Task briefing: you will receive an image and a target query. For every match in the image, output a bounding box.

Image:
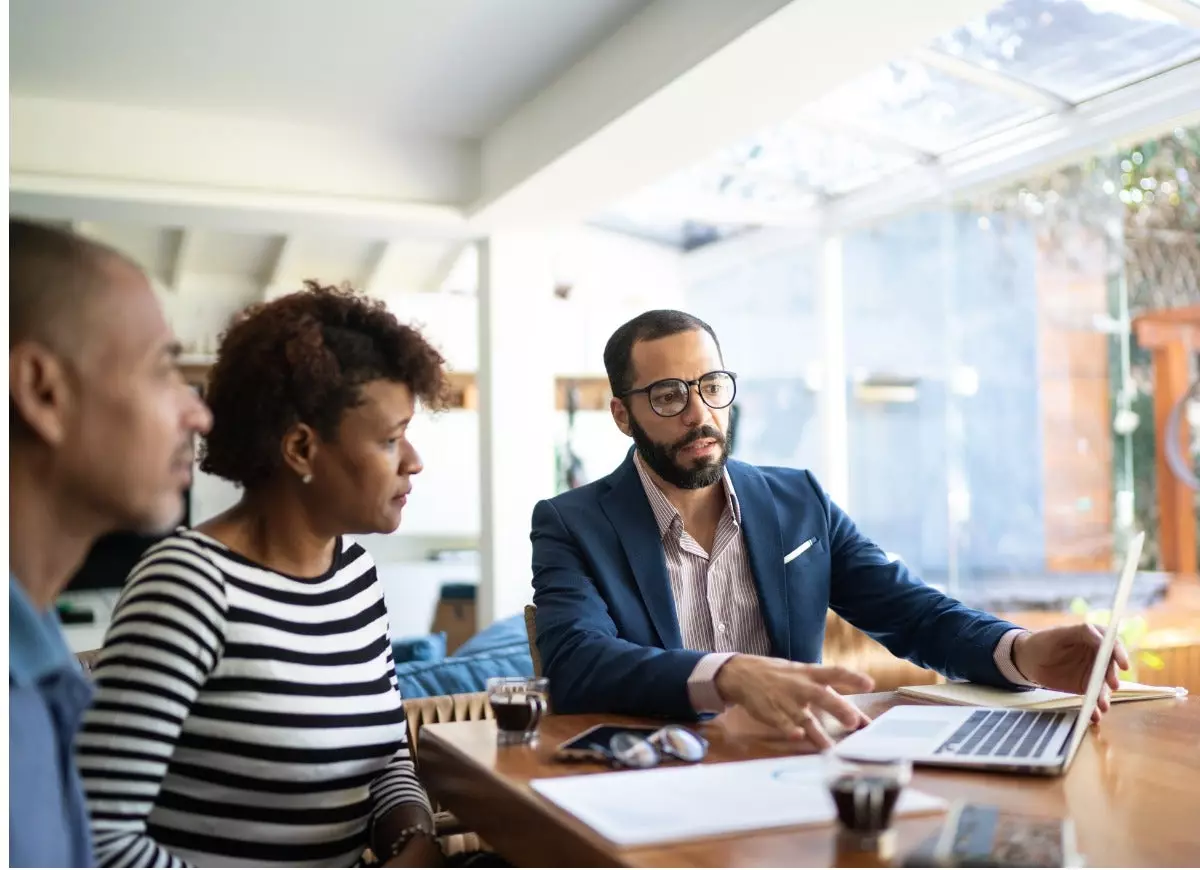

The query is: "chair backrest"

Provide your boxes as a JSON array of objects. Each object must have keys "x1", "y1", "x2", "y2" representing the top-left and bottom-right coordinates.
[
  {"x1": 523, "y1": 604, "x2": 542, "y2": 677},
  {"x1": 403, "y1": 691, "x2": 494, "y2": 765}
]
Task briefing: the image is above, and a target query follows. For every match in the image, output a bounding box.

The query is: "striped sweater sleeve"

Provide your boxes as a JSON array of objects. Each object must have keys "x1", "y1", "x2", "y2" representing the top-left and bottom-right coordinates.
[
  {"x1": 77, "y1": 539, "x2": 228, "y2": 868},
  {"x1": 369, "y1": 628, "x2": 433, "y2": 832}
]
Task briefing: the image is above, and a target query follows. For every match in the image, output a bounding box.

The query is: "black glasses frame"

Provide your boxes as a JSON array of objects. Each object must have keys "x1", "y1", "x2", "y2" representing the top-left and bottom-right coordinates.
[{"x1": 619, "y1": 370, "x2": 738, "y2": 418}]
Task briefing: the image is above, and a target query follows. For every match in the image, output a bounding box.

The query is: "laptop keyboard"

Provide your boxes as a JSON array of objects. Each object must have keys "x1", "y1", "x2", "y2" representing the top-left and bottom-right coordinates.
[{"x1": 934, "y1": 710, "x2": 1065, "y2": 759}]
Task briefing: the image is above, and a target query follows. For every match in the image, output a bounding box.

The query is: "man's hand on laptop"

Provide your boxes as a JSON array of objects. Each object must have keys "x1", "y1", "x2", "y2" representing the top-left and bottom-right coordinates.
[
  {"x1": 714, "y1": 655, "x2": 874, "y2": 746},
  {"x1": 1012, "y1": 624, "x2": 1132, "y2": 723}
]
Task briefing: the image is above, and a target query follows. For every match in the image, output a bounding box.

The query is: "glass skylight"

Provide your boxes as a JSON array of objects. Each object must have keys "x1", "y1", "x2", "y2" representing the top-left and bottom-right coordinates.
[
  {"x1": 596, "y1": 0, "x2": 1200, "y2": 250},
  {"x1": 935, "y1": 0, "x2": 1200, "y2": 103}
]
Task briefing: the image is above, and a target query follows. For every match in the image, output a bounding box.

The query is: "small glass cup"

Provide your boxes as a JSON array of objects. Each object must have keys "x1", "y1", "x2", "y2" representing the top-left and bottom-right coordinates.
[
  {"x1": 824, "y1": 753, "x2": 912, "y2": 857},
  {"x1": 487, "y1": 676, "x2": 549, "y2": 746}
]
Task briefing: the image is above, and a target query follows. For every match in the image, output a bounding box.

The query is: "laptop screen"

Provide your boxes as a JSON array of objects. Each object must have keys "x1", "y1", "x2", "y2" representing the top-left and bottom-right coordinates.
[{"x1": 1060, "y1": 531, "x2": 1145, "y2": 765}]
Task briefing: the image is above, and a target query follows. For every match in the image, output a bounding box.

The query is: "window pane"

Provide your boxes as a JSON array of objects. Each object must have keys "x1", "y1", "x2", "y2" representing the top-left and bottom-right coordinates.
[
  {"x1": 936, "y1": 0, "x2": 1200, "y2": 103},
  {"x1": 810, "y1": 59, "x2": 1043, "y2": 154},
  {"x1": 606, "y1": 122, "x2": 916, "y2": 229}
]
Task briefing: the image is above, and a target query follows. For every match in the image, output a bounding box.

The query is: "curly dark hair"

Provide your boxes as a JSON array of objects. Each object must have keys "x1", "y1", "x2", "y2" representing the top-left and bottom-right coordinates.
[{"x1": 200, "y1": 281, "x2": 449, "y2": 488}]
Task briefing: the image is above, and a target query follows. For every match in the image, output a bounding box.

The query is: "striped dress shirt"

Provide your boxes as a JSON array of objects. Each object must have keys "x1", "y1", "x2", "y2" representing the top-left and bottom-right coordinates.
[{"x1": 632, "y1": 454, "x2": 1033, "y2": 714}]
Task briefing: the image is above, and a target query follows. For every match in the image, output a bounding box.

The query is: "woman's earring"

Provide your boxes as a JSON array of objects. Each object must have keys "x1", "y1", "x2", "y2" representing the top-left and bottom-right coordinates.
[{"x1": 301, "y1": 473, "x2": 313, "y2": 484}]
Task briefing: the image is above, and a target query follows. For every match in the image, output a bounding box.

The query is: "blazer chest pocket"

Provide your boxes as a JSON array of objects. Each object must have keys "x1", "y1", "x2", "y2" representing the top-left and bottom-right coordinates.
[{"x1": 783, "y1": 535, "x2": 827, "y2": 567}]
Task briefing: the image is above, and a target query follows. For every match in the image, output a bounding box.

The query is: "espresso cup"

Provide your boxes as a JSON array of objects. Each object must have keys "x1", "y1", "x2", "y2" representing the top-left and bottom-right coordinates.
[
  {"x1": 487, "y1": 676, "x2": 549, "y2": 745},
  {"x1": 824, "y1": 753, "x2": 912, "y2": 856}
]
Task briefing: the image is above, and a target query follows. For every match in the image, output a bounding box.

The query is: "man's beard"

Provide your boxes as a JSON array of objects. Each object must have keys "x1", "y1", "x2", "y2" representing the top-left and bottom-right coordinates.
[{"x1": 629, "y1": 416, "x2": 729, "y2": 490}]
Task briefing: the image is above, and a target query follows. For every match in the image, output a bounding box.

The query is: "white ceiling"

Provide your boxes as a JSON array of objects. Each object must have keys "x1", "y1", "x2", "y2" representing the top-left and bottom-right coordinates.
[{"x1": 9, "y1": 0, "x2": 651, "y2": 139}]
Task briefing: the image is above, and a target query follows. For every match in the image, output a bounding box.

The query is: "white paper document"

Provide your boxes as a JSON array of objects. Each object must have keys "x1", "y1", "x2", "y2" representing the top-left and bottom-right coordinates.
[{"x1": 530, "y1": 755, "x2": 945, "y2": 847}]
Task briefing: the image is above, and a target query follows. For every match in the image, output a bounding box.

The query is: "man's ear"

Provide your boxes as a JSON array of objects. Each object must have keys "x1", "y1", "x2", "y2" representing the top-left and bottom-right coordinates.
[
  {"x1": 281, "y1": 423, "x2": 320, "y2": 481},
  {"x1": 10, "y1": 343, "x2": 74, "y2": 446},
  {"x1": 610, "y1": 396, "x2": 633, "y2": 438}
]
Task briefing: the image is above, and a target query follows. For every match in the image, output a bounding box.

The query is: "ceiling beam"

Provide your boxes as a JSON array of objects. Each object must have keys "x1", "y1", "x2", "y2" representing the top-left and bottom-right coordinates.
[
  {"x1": 1139, "y1": 0, "x2": 1200, "y2": 29},
  {"x1": 422, "y1": 242, "x2": 469, "y2": 293},
  {"x1": 166, "y1": 228, "x2": 193, "y2": 291},
  {"x1": 260, "y1": 234, "x2": 297, "y2": 298},
  {"x1": 470, "y1": 0, "x2": 999, "y2": 229},
  {"x1": 364, "y1": 240, "x2": 404, "y2": 295},
  {"x1": 911, "y1": 47, "x2": 1073, "y2": 113},
  {"x1": 10, "y1": 171, "x2": 475, "y2": 241},
  {"x1": 608, "y1": 190, "x2": 825, "y2": 229}
]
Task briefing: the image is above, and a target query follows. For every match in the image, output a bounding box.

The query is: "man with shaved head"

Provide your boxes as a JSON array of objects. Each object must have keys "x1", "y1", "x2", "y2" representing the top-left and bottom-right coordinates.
[{"x1": 9, "y1": 219, "x2": 212, "y2": 867}]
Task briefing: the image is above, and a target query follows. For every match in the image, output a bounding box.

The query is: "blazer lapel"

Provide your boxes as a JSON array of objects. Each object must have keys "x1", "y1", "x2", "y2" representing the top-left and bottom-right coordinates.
[
  {"x1": 727, "y1": 461, "x2": 791, "y2": 658},
  {"x1": 599, "y1": 454, "x2": 684, "y2": 650}
]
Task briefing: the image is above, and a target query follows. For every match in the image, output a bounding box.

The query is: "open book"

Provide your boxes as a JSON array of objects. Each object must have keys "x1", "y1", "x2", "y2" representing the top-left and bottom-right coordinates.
[{"x1": 897, "y1": 680, "x2": 1185, "y2": 711}]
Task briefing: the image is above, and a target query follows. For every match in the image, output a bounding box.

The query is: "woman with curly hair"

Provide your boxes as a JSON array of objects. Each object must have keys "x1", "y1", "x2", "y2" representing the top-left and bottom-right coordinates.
[{"x1": 77, "y1": 283, "x2": 451, "y2": 868}]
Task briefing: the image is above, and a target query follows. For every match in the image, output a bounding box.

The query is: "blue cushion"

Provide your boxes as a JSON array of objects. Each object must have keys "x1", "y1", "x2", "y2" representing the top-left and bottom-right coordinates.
[
  {"x1": 395, "y1": 646, "x2": 533, "y2": 699},
  {"x1": 451, "y1": 614, "x2": 528, "y2": 657},
  {"x1": 391, "y1": 632, "x2": 447, "y2": 664},
  {"x1": 393, "y1": 614, "x2": 535, "y2": 699}
]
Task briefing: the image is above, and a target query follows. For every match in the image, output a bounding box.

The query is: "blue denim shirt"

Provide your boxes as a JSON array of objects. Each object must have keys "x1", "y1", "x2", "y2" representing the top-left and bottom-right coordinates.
[{"x1": 9, "y1": 575, "x2": 95, "y2": 868}]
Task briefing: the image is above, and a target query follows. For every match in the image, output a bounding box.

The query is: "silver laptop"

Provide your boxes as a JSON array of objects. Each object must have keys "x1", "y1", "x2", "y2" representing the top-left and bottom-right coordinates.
[{"x1": 834, "y1": 531, "x2": 1145, "y2": 776}]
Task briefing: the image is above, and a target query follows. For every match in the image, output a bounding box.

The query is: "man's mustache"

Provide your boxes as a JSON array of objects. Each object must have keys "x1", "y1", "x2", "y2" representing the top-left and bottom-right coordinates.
[{"x1": 672, "y1": 426, "x2": 724, "y2": 453}]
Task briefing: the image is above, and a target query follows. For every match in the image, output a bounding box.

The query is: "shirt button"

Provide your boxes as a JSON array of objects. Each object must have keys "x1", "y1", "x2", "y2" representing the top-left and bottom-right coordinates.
[{"x1": 718, "y1": 623, "x2": 727, "y2": 634}]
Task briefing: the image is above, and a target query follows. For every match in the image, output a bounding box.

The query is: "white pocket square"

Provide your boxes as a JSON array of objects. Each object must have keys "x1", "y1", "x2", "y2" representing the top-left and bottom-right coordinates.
[{"x1": 784, "y1": 537, "x2": 817, "y2": 564}]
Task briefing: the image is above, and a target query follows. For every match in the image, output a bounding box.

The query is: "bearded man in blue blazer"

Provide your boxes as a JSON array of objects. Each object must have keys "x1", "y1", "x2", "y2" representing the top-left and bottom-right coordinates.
[{"x1": 529, "y1": 310, "x2": 1129, "y2": 744}]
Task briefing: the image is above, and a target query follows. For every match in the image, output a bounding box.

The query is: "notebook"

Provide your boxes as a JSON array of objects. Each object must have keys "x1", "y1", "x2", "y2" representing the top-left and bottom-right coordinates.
[{"x1": 897, "y1": 680, "x2": 1185, "y2": 711}]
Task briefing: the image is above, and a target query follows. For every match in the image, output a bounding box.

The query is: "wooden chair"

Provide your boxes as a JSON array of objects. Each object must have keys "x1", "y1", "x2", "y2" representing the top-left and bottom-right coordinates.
[
  {"x1": 401, "y1": 692, "x2": 494, "y2": 857},
  {"x1": 522, "y1": 605, "x2": 542, "y2": 677},
  {"x1": 821, "y1": 609, "x2": 943, "y2": 691}
]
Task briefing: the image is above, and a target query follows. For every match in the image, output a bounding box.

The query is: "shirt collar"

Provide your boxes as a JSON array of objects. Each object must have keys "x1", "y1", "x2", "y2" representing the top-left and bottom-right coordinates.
[
  {"x1": 9, "y1": 574, "x2": 76, "y2": 687},
  {"x1": 632, "y1": 451, "x2": 742, "y2": 541}
]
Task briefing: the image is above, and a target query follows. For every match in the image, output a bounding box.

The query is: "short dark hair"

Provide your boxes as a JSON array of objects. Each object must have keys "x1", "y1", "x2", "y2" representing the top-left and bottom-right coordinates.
[
  {"x1": 602, "y1": 309, "x2": 722, "y2": 396},
  {"x1": 9, "y1": 218, "x2": 133, "y2": 347},
  {"x1": 200, "y1": 281, "x2": 450, "y2": 488}
]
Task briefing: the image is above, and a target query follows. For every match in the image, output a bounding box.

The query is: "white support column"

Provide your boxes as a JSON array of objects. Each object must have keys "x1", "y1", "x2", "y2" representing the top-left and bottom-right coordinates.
[
  {"x1": 476, "y1": 234, "x2": 558, "y2": 631},
  {"x1": 817, "y1": 234, "x2": 850, "y2": 508}
]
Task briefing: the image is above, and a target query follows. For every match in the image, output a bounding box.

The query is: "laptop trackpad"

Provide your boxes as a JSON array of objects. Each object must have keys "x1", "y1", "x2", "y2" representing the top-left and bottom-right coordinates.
[{"x1": 837, "y1": 708, "x2": 961, "y2": 758}]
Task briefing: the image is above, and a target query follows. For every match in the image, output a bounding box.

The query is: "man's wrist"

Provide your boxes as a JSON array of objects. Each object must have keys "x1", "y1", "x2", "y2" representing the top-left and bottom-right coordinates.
[
  {"x1": 690, "y1": 652, "x2": 739, "y2": 712},
  {"x1": 996, "y1": 628, "x2": 1038, "y2": 687},
  {"x1": 713, "y1": 653, "x2": 747, "y2": 704}
]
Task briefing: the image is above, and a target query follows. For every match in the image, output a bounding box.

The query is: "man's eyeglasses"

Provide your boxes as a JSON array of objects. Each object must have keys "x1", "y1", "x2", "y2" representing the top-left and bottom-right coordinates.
[
  {"x1": 592, "y1": 726, "x2": 709, "y2": 769},
  {"x1": 620, "y1": 370, "x2": 737, "y2": 418}
]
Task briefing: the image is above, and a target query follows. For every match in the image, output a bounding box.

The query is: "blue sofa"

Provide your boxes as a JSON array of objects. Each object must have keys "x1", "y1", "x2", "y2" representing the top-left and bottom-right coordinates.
[{"x1": 392, "y1": 613, "x2": 534, "y2": 699}]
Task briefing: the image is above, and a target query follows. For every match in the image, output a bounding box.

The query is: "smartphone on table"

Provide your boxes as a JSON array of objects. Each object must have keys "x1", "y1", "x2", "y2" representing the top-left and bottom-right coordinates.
[{"x1": 554, "y1": 724, "x2": 662, "y2": 762}]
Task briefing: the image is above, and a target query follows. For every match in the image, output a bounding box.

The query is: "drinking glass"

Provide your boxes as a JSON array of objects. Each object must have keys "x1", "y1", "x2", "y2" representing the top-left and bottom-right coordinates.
[{"x1": 486, "y1": 676, "x2": 549, "y2": 745}]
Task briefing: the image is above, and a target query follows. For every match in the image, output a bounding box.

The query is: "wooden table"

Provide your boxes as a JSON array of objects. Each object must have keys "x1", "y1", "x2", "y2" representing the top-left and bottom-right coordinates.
[{"x1": 419, "y1": 692, "x2": 1200, "y2": 867}]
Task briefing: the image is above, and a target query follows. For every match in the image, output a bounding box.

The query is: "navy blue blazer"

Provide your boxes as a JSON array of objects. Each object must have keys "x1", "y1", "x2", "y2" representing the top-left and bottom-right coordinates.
[{"x1": 530, "y1": 452, "x2": 1023, "y2": 719}]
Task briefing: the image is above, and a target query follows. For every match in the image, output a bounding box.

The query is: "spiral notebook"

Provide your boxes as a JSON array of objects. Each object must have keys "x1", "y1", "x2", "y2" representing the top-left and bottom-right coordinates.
[{"x1": 897, "y1": 680, "x2": 1184, "y2": 711}]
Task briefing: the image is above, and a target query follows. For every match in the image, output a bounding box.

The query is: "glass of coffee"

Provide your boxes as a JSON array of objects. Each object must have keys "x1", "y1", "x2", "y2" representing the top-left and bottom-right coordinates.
[
  {"x1": 824, "y1": 753, "x2": 912, "y2": 856},
  {"x1": 487, "y1": 676, "x2": 549, "y2": 745}
]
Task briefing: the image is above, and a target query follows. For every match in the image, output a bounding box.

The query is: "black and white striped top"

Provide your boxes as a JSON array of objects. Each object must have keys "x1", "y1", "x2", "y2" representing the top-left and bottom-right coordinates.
[{"x1": 77, "y1": 530, "x2": 430, "y2": 868}]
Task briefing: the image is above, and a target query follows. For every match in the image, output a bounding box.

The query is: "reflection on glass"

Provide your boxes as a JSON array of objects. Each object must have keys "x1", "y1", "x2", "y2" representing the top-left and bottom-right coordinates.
[
  {"x1": 935, "y1": 0, "x2": 1200, "y2": 103},
  {"x1": 602, "y1": 121, "x2": 916, "y2": 235},
  {"x1": 810, "y1": 59, "x2": 1042, "y2": 153}
]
